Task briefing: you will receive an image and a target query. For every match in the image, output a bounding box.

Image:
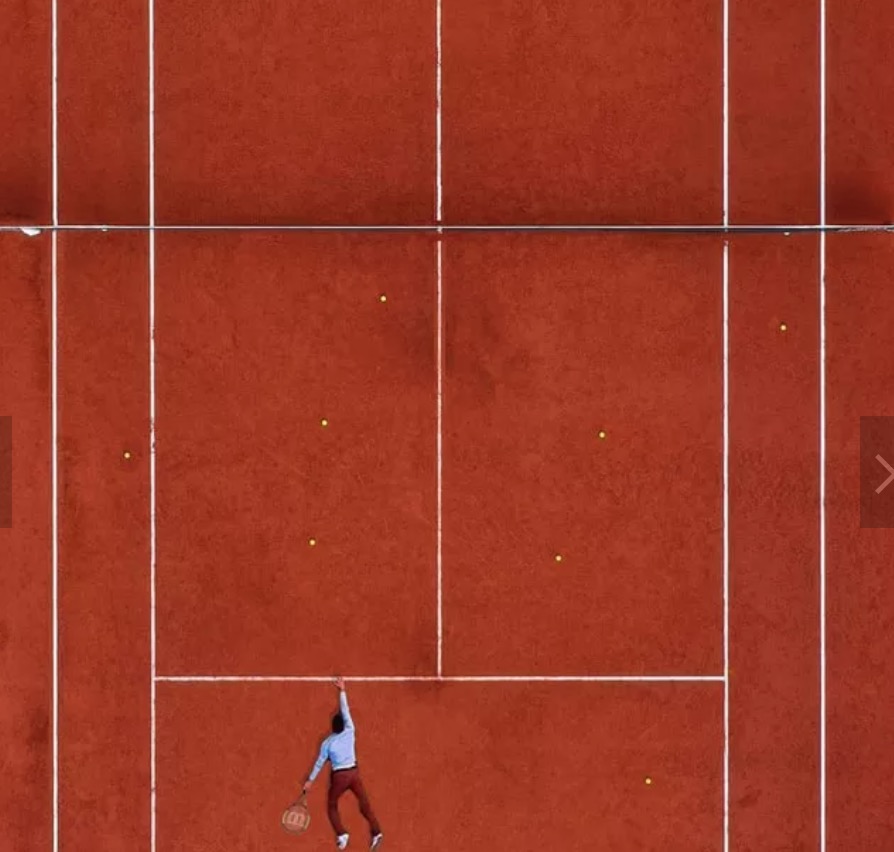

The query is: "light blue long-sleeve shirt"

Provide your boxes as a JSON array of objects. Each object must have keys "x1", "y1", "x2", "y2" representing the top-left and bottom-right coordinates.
[{"x1": 308, "y1": 691, "x2": 356, "y2": 782}]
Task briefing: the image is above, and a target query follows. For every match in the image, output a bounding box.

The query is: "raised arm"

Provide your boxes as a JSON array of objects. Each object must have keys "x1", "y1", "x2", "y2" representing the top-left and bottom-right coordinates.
[{"x1": 339, "y1": 688, "x2": 354, "y2": 730}]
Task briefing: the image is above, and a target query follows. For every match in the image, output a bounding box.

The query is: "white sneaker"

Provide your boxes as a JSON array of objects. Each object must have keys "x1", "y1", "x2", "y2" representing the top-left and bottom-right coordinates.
[
  {"x1": 370, "y1": 834, "x2": 384, "y2": 850},
  {"x1": 336, "y1": 834, "x2": 350, "y2": 850}
]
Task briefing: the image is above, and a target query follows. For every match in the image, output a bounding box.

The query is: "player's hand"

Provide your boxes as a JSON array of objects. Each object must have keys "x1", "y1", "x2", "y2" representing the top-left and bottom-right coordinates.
[{"x1": 334, "y1": 676, "x2": 345, "y2": 691}]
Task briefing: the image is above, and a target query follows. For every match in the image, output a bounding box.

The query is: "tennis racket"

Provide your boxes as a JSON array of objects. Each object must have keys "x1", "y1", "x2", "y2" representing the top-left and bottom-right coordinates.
[{"x1": 281, "y1": 794, "x2": 311, "y2": 835}]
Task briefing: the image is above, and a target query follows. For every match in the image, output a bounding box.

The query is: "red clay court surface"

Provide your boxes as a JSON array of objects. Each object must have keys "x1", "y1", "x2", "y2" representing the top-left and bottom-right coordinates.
[{"x1": 2, "y1": 1, "x2": 894, "y2": 850}]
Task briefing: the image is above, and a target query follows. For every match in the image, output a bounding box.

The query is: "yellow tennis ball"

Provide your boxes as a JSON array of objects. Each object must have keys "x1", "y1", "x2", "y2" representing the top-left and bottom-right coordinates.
[
  {"x1": 598, "y1": 430, "x2": 607, "y2": 440},
  {"x1": 554, "y1": 554, "x2": 563, "y2": 563},
  {"x1": 320, "y1": 419, "x2": 328, "y2": 427},
  {"x1": 379, "y1": 294, "x2": 387, "y2": 303},
  {"x1": 308, "y1": 538, "x2": 317, "y2": 547},
  {"x1": 779, "y1": 322, "x2": 787, "y2": 332},
  {"x1": 645, "y1": 777, "x2": 652, "y2": 785},
  {"x1": 123, "y1": 451, "x2": 132, "y2": 460}
]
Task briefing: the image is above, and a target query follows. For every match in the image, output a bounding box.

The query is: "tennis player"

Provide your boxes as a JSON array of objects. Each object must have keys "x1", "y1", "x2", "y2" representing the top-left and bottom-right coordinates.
[{"x1": 303, "y1": 677, "x2": 384, "y2": 850}]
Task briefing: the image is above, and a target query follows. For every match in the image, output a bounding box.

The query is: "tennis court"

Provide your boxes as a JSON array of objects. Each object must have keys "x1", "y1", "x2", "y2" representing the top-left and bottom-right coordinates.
[{"x1": 2, "y1": 0, "x2": 894, "y2": 849}]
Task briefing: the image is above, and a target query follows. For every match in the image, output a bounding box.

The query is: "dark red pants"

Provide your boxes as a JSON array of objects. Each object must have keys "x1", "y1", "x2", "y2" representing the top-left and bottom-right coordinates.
[{"x1": 328, "y1": 767, "x2": 381, "y2": 837}]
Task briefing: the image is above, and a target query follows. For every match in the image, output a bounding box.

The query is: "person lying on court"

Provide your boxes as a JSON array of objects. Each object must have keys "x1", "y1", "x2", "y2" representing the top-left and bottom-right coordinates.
[{"x1": 303, "y1": 676, "x2": 384, "y2": 850}]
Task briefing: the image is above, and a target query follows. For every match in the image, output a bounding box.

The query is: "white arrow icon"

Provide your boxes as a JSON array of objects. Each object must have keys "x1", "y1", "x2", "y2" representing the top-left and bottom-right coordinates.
[{"x1": 875, "y1": 455, "x2": 894, "y2": 494}]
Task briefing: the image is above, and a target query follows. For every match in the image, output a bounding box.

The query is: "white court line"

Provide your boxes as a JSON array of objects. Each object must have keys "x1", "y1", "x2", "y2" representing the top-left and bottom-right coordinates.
[
  {"x1": 818, "y1": 230, "x2": 827, "y2": 852},
  {"x1": 51, "y1": 233, "x2": 59, "y2": 852},
  {"x1": 721, "y1": 0, "x2": 731, "y2": 846},
  {"x1": 156, "y1": 674, "x2": 725, "y2": 684},
  {"x1": 819, "y1": 0, "x2": 827, "y2": 847},
  {"x1": 436, "y1": 241, "x2": 444, "y2": 677},
  {"x1": 722, "y1": 243, "x2": 730, "y2": 852},
  {"x1": 819, "y1": 0, "x2": 827, "y2": 228},
  {"x1": 818, "y1": 261, "x2": 828, "y2": 849},
  {"x1": 50, "y1": 0, "x2": 59, "y2": 843},
  {"x1": 722, "y1": 0, "x2": 730, "y2": 226},
  {"x1": 435, "y1": 0, "x2": 444, "y2": 678},
  {"x1": 6, "y1": 224, "x2": 894, "y2": 233},
  {"x1": 435, "y1": 0, "x2": 443, "y2": 223},
  {"x1": 148, "y1": 243, "x2": 157, "y2": 844},
  {"x1": 51, "y1": 4, "x2": 58, "y2": 222},
  {"x1": 148, "y1": 0, "x2": 157, "y2": 847}
]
